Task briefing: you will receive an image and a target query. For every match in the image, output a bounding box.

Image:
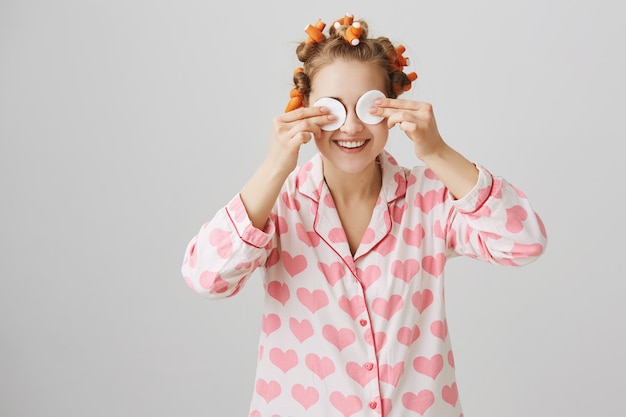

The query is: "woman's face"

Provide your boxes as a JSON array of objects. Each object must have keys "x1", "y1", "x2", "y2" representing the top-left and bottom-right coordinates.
[{"x1": 308, "y1": 60, "x2": 389, "y2": 176}]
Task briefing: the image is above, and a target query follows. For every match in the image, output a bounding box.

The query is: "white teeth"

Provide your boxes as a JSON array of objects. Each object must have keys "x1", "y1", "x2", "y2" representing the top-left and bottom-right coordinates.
[{"x1": 337, "y1": 140, "x2": 366, "y2": 148}]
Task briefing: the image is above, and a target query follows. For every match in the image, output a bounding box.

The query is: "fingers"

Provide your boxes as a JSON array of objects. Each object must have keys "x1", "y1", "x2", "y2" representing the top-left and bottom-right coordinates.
[
  {"x1": 365, "y1": 98, "x2": 434, "y2": 129},
  {"x1": 370, "y1": 97, "x2": 430, "y2": 115},
  {"x1": 279, "y1": 105, "x2": 332, "y2": 124},
  {"x1": 274, "y1": 106, "x2": 335, "y2": 143},
  {"x1": 300, "y1": 131, "x2": 314, "y2": 144}
]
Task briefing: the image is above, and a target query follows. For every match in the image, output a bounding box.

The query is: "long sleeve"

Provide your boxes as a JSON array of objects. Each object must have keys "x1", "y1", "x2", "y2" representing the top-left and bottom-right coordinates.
[
  {"x1": 181, "y1": 194, "x2": 276, "y2": 299},
  {"x1": 444, "y1": 165, "x2": 548, "y2": 266}
]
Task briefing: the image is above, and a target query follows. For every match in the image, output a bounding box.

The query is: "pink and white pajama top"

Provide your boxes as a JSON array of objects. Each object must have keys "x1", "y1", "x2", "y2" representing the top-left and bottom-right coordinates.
[{"x1": 181, "y1": 150, "x2": 547, "y2": 417}]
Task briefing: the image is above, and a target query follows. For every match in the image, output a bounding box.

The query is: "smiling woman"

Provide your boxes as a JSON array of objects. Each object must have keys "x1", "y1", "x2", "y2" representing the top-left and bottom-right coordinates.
[
  {"x1": 2, "y1": 1, "x2": 624, "y2": 417},
  {"x1": 180, "y1": 12, "x2": 547, "y2": 417}
]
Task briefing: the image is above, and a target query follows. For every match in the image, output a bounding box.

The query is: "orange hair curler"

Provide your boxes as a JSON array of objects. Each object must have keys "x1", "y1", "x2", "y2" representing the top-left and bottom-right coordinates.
[
  {"x1": 332, "y1": 12, "x2": 354, "y2": 29},
  {"x1": 285, "y1": 88, "x2": 303, "y2": 112},
  {"x1": 390, "y1": 45, "x2": 410, "y2": 71},
  {"x1": 344, "y1": 22, "x2": 362, "y2": 46},
  {"x1": 285, "y1": 68, "x2": 305, "y2": 112},
  {"x1": 304, "y1": 19, "x2": 326, "y2": 44},
  {"x1": 404, "y1": 72, "x2": 419, "y2": 91}
]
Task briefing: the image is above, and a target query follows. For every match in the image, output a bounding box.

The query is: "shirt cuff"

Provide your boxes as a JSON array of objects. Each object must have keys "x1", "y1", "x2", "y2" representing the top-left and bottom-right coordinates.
[
  {"x1": 225, "y1": 194, "x2": 275, "y2": 248},
  {"x1": 452, "y1": 164, "x2": 493, "y2": 214}
]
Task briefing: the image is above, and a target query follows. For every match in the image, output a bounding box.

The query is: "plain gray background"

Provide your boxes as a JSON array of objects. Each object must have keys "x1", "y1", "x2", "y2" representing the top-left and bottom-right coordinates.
[{"x1": 1, "y1": 0, "x2": 624, "y2": 416}]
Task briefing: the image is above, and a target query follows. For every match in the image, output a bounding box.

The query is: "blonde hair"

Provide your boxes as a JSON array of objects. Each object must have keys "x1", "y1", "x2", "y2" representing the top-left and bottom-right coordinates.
[{"x1": 292, "y1": 18, "x2": 415, "y2": 107}]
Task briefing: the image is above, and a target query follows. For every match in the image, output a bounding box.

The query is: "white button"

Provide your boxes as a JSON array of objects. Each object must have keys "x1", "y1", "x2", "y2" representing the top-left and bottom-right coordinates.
[
  {"x1": 356, "y1": 89, "x2": 385, "y2": 125},
  {"x1": 313, "y1": 97, "x2": 346, "y2": 131}
]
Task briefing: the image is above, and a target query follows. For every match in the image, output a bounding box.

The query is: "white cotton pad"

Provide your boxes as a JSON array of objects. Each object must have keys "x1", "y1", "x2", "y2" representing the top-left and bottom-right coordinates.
[
  {"x1": 356, "y1": 89, "x2": 386, "y2": 125},
  {"x1": 313, "y1": 97, "x2": 346, "y2": 131}
]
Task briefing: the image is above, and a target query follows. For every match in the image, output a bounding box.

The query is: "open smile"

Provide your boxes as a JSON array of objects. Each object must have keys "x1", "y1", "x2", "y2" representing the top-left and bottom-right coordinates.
[{"x1": 335, "y1": 139, "x2": 369, "y2": 150}]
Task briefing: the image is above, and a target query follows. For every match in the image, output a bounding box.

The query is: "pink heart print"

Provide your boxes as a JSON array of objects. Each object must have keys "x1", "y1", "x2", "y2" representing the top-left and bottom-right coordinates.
[
  {"x1": 322, "y1": 325, "x2": 356, "y2": 351},
  {"x1": 411, "y1": 289, "x2": 434, "y2": 313},
  {"x1": 377, "y1": 397, "x2": 393, "y2": 416},
  {"x1": 442, "y1": 382, "x2": 459, "y2": 406},
  {"x1": 413, "y1": 354, "x2": 444, "y2": 379},
  {"x1": 199, "y1": 271, "x2": 228, "y2": 293},
  {"x1": 296, "y1": 223, "x2": 321, "y2": 247},
  {"x1": 362, "y1": 227, "x2": 376, "y2": 244},
  {"x1": 261, "y1": 314, "x2": 281, "y2": 337},
  {"x1": 208, "y1": 228, "x2": 233, "y2": 259},
  {"x1": 364, "y1": 331, "x2": 387, "y2": 350},
  {"x1": 305, "y1": 353, "x2": 336, "y2": 380},
  {"x1": 338, "y1": 295, "x2": 366, "y2": 320},
  {"x1": 265, "y1": 248, "x2": 280, "y2": 268},
  {"x1": 255, "y1": 379, "x2": 281, "y2": 403},
  {"x1": 424, "y1": 168, "x2": 438, "y2": 180},
  {"x1": 269, "y1": 347, "x2": 298, "y2": 373},
  {"x1": 282, "y1": 251, "x2": 307, "y2": 277},
  {"x1": 281, "y1": 191, "x2": 301, "y2": 210},
  {"x1": 274, "y1": 215, "x2": 288, "y2": 235},
  {"x1": 433, "y1": 220, "x2": 445, "y2": 239},
  {"x1": 318, "y1": 261, "x2": 345, "y2": 286},
  {"x1": 397, "y1": 325, "x2": 421, "y2": 347},
  {"x1": 448, "y1": 350, "x2": 455, "y2": 368},
  {"x1": 422, "y1": 253, "x2": 446, "y2": 277},
  {"x1": 512, "y1": 242, "x2": 545, "y2": 258},
  {"x1": 402, "y1": 390, "x2": 435, "y2": 415},
  {"x1": 330, "y1": 391, "x2": 363, "y2": 417},
  {"x1": 356, "y1": 265, "x2": 382, "y2": 289},
  {"x1": 506, "y1": 205, "x2": 528, "y2": 233},
  {"x1": 391, "y1": 259, "x2": 420, "y2": 283},
  {"x1": 324, "y1": 193, "x2": 336, "y2": 208},
  {"x1": 346, "y1": 361, "x2": 378, "y2": 387},
  {"x1": 297, "y1": 288, "x2": 329, "y2": 313},
  {"x1": 414, "y1": 187, "x2": 446, "y2": 213},
  {"x1": 372, "y1": 295, "x2": 404, "y2": 320},
  {"x1": 402, "y1": 224, "x2": 425, "y2": 247},
  {"x1": 329, "y1": 227, "x2": 348, "y2": 243},
  {"x1": 430, "y1": 320, "x2": 448, "y2": 341},
  {"x1": 267, "y1": 281, "x2": 290, "y2": 306},
  {"x1": 289, "y1": 318, "x2": 314, "y2": 343},
  {"x1": 374, "y1": 234, "x2": 397, "y2": 256},
  {"x1": 379, "y1": 362, "x2": 405, "y2": 387},
  {"x1": 391, "y1": 202, "x2": 408, "y2": 223},
  {"x1": 292, "y1": 384, "x2": 319, "y2": 410}
]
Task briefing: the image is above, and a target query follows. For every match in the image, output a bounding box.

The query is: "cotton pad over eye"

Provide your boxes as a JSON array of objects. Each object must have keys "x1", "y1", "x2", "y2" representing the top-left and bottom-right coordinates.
[
  {"x1": 356, "y1": 90, "x2": 386, "y2": 125},
  {"x1": 313, "y1": 97, "x2": 347, "y2": 131}
]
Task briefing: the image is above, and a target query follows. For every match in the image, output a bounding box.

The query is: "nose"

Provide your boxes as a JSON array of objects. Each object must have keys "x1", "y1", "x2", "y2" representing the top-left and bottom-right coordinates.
[{"x1": 340, "y1": 107, "x2": 364, "y2": 135}]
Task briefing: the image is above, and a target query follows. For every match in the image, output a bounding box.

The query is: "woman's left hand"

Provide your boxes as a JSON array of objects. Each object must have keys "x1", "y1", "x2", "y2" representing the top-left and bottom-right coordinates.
[{"x1": 371, "y1": 98, "x2": 446, "y2": 160}]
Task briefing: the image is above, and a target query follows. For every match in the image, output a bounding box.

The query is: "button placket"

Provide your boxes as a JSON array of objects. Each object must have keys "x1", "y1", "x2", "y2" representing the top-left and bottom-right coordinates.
[{"x1": 353, "y1": 270, "x2": 383, "y2": 414}]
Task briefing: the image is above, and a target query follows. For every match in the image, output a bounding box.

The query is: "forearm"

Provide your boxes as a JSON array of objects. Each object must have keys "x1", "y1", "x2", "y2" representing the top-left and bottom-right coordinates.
[
  {"x1": 240, "y1": 159, "x2": 291, "y2": 230},
  {"x1": 420, "y1": 142, "x2": 479, "y2": 200}
]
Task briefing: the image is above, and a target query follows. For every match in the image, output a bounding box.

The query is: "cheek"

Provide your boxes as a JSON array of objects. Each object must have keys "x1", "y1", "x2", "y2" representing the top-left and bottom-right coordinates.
[
  {"x1": 373, "y1": 124, "x2": 389, "y2": 141},
  {"x1": 314, "y1": 131, "x2": 334, "y2": 145}
]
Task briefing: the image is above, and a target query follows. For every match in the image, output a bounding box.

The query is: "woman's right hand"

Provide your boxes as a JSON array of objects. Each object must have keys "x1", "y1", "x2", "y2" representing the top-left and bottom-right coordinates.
[
  {"x1": 239, "y1": 106, "x2": 335, "y2": 230},
  {"x1": 267, "y1": 106, "x2": 335, "y2": 175}
]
